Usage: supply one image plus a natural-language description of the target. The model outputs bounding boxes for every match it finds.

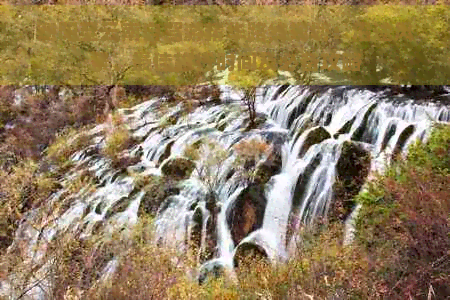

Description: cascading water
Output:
[2,86,450,298]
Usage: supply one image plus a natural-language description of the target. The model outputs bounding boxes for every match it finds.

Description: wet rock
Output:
[272,85,290,100]
[380,122,397,152]
[190,207,203,251]
[105,189,141,219]
[253,146,283,185]
[203,191,219,261]
[351,103,377,142]
[215,120,227,132]
[392,125,415,160]
[160,157,195,180]
[137,176,180,217]
[334,116,356,138]
[203,215,217,262]
[198,259,225,285]
[158,140,175,165]
[298,127,331,158]
[292,115,314,141]
[330,141,371,222]
[286,152,323,245]
[286,92,316,128]
[233,242,268,269]
[226,184,267,246]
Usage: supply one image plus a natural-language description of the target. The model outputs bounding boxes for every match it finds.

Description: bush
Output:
[87,216,198,300]
[353,124,450,299]
[407,123,450,174]
[0,160,58,252]
[102,126,135,163]
[47,127,91,166]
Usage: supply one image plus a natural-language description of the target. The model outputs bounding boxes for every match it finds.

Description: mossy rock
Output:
[330,141,371,222]
[226,184,267,246]
[298,127,331,158]
[243,114,267,131]
[253,148,282,185]
[137,175,180,217]
[160,157,196,180]
[198,260,225,285]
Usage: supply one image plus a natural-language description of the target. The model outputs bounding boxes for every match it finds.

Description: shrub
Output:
[407,123,450,174]
[0,160,58,252]
[46,127,91,166]
[87,216,198,300]
[353,124,450,299]
[184,140,229,191]
[102,126,135,163]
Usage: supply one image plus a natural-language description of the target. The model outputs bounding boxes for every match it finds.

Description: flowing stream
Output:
[2,85,450,298]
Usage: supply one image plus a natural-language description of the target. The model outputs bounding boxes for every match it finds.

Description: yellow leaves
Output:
[227,55,277,88]
[102,125,134,162]
[233,138,271,161]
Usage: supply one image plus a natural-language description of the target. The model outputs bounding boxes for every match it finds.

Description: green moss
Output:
[160,157,196,180]
[159,115,178,129]
[298,127,331,158]
[136,175,180,217]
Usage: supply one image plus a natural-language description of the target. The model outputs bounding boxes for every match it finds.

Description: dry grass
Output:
[47,128,91,166]
[0,160,59,253]
[102,125,135,164]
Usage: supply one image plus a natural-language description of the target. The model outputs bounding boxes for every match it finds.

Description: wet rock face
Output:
[351,103,378,142]
[227,185,267,246]
[253,146,283,185]
[298,127,331,158]
[198,260,225,285]
[392,125,415,160]
[137,176,180,217]
[190,208,203,251]
[160,157,195,180]
[331,141,371,222]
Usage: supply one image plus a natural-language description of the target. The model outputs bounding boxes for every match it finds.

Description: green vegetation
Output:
[1,6,450,86]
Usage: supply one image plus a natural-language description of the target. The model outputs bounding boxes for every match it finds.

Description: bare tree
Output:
[242,87,258,129]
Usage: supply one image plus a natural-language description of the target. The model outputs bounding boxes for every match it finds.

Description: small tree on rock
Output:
[228,57,276,130]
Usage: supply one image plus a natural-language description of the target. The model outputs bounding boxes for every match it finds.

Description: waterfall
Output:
[3,86,450,297]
